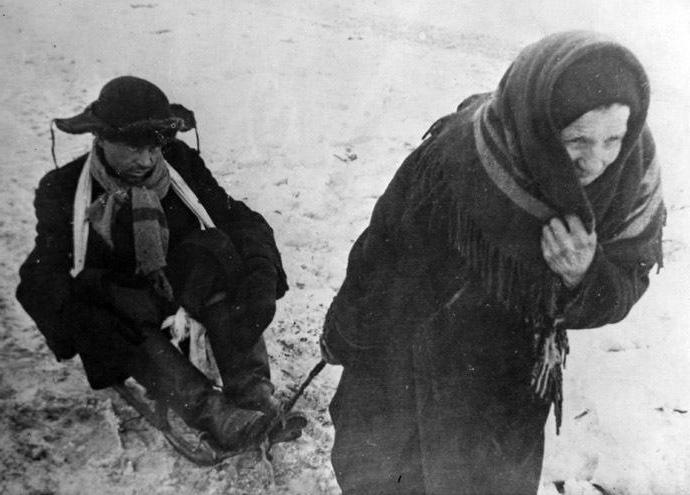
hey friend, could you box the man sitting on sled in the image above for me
[17,76,305,453]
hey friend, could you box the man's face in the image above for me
[559,103,630,186]
[97,137,163,184]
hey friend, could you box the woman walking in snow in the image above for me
[320,31,664,494]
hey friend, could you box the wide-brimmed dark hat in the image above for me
[53,76,196,146]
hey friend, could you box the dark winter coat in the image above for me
[17,140,288,389]
[322,32,663,495]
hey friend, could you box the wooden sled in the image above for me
[112,360,323,466]
[111,308,321,465]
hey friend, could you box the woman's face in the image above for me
[97,137,163,184]
[559,103,630,186]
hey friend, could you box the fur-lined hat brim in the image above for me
[54,102,196,136]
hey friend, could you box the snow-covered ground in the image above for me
[1,1,689,493]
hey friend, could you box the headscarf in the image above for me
[550,53,642,130]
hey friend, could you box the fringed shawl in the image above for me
[410,31,665,431]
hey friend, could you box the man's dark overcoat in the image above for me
[17,140,288,389]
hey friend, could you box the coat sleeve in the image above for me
[168,142,289,298]
[16,169,78,359]
[560,127,663,330]
[16,166,135,362]
[559,246,653,329]
[322,144,431,366]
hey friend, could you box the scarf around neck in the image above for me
[87,143,171,276]
[72,143,215,278]
[416,31,665,432]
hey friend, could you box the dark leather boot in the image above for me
[200,299,281,416]
[126,330,269,450]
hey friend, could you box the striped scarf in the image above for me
[87,144,171,276]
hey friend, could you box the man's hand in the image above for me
[147,269,175,303]
[541,215,597,288]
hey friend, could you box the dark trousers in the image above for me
[74,228,272,393]
[165,228,273,395]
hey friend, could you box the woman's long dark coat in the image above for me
[322,118,655,494]
[17,140,288,389]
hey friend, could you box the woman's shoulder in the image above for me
[381,96,485,216]
[421,92,488,142]
[407,93,487,183]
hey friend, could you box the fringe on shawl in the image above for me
[414,95,664,434]
[411,146,570,432]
